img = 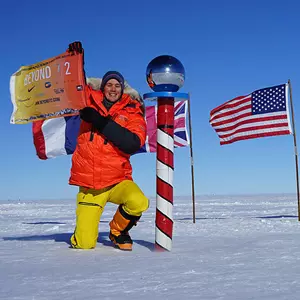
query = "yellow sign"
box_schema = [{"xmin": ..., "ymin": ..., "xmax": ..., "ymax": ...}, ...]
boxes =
[{"xmin": 10, "ymin": 51, "xmax": 87, "ymax": 124}]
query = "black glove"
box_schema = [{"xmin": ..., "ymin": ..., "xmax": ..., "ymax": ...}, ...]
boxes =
[
  {"xmin": 79, "ymin": 107, "xmax": 108, "ymax": 131},
  {"xmin": 68, "ymin": 41, "xmax": 83, "ymax": 54},
  {"xmin": 68, "ymin": 41, "xmax": 87, "ymax": 84}
]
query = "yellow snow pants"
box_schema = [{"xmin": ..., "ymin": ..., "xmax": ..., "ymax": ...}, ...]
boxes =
[{"xmin": 70, "ymin": 180, "xmax": 149, "ymax": 249}]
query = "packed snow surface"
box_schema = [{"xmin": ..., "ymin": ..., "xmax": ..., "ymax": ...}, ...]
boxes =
[{"xmin": 1, "ymin": 194, "xmax": 300, "ymax": 299}]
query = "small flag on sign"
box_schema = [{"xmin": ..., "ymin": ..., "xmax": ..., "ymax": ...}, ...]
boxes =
[{"xmin": 209, "ymin": 83, "xmax": 292, "ymax": 145}]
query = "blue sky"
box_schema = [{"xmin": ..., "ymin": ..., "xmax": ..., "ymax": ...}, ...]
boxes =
[{"xmin": 1, "ymin": 0, "xmax": 300, "ymax": 200}]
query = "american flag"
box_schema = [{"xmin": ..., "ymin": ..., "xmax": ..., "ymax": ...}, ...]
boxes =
[{"xmin": 209, "ymin": 84, "xmax": 292, "ymax": 145}]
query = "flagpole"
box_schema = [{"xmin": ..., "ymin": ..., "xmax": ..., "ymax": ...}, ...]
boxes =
[
  {"xmin": 187, "ymin": 93, "xmax": 196, "ymax": 223},
  {"xmin": 288, "ymin": 79, "xmax": 300, "ymax": 221}
]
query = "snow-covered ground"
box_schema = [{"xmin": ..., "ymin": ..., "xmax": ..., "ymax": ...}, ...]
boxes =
[{"xmin": 1, "ymin": 194, "xmax": 300, "ymax": 299}]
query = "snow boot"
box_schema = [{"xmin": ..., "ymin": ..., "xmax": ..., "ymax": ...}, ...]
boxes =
[{"xmin": 109, "ymin": 205, "xmax": 140, "ymax": 251}]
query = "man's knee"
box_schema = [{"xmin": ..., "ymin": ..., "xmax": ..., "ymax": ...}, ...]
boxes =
[
  {"xmin": 72, "ymin": 200, "xmax": 102, "ymax": 249},
  {"xmin": 110, "ymin": 180, "xmax": 149, "ymax": 216},
  {"xmin": 139, "ymin": 195, "xmax": 149, "ymax": 214},
  {"xmin": 125, "ymin": 193, "xmax": 149, "ymax": 216},
  {"xmin": 70, "ymin": 232, "xmax": 97, "ymax": 249}
]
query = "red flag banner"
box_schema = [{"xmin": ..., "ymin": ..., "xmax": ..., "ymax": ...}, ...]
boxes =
[{"xmin": 10, "ymin": 51, "xmax": 86, "ymax": 124}]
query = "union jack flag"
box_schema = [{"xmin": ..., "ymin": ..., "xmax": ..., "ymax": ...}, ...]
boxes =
[{"xmin": 137, "ymin": 100, "xmax": 190, "ymax": 153}]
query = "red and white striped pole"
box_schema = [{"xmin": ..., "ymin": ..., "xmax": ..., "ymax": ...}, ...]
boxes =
[
  {"xmin": 155, "ymin": 97, "xmax": 174, "ymax": 251},
  {"xmin": 144, "ymin": 54, "xmax": 186, "ymax": 251}
]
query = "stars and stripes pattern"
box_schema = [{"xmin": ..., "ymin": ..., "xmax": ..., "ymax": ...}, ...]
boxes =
[{"xmin": 209, "ymin": 84, "xmax": 292, "ymax": 145}]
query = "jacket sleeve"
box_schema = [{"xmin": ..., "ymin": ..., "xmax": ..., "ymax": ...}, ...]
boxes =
[{"xmin": 100, "ymin": 110, "xmax": 146, "ymax": 155}]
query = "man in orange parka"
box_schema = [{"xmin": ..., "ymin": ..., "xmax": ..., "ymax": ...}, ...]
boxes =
[{"xmin": 68, "ymin": 42, "xmax": 149, "ymax": 251}]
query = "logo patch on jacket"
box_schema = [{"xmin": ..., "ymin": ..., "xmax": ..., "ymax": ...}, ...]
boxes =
[
  {"xmin": 118, "ymin": 115, "xmax": 128, "ymax": 122},
  {"xmin": 138, "ymin": 124, "xmax": 146, "ymax": 132}
]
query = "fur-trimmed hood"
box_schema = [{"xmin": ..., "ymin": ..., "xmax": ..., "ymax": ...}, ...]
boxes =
[{"xmin": 86, "ymin": 77, "xmax": 145, "ymax": 115}]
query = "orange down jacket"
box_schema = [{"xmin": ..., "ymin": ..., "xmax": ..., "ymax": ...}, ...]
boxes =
[{"xmin": 69, "ymin": 85, "xmax": 146, "ymax": 190}]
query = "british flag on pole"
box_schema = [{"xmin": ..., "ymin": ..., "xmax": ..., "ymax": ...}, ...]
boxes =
[
  {"xmin": 138, "ymin": 100, "xmax": 189, "ymax": 153},
  {"xmin": 209, "ymin": 83, "xmax": 293, "ymax": 145}
]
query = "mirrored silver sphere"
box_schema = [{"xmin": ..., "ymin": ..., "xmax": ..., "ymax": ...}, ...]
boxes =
[{"xmin": 146, "ymin": 55, "xmax": 185, "ymax": 92}]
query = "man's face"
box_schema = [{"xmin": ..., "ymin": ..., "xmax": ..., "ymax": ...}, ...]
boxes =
[{"xmin": 103, "ymin": 79, "xmax": 122, "ymax": 102}]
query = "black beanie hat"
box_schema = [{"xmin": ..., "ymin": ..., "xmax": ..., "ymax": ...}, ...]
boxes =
[{"xmin": 100, "ymin": 71, "xmax": 125, "ymax": 91}]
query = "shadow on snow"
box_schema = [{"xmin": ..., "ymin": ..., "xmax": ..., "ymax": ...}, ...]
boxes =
[
  {"xmin": 254, "ymin": 215, "xmax": 297, "ymax": 219},
  {"xmin": 175, "ymin": 215, "xmax": 298, "ymax": 221},
  {"xmin": 2, "ymin": 231, "xmax": 155, "ymax": 251},
  {"xmin": 22, "ymin": 221, "xmax": 67, "ymax": 225}
]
